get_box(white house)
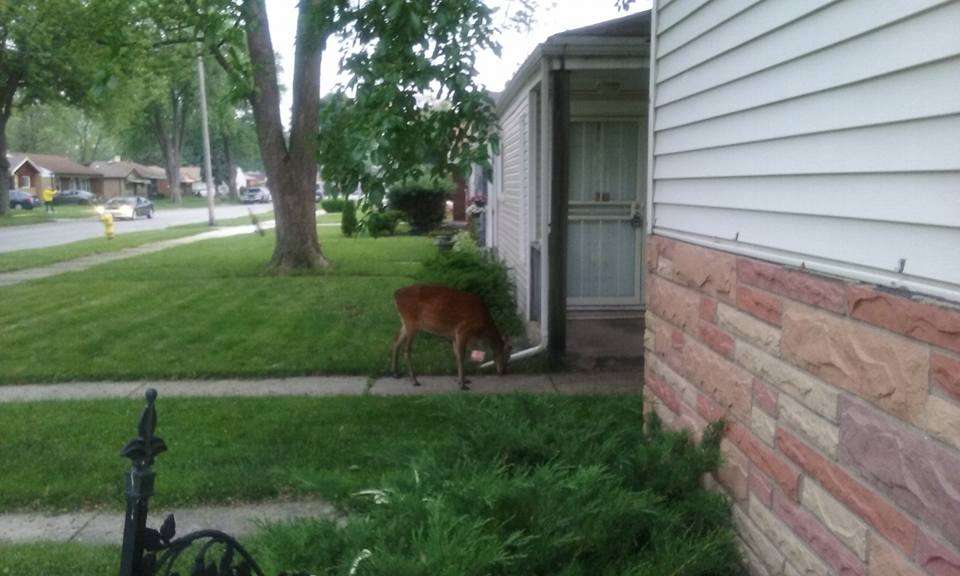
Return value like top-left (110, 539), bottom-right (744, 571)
top-left (490, 3), bottom-right (960, 575)
top-left (488, 12), bottom-right (651, 359)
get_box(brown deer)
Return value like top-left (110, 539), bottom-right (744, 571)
top-left (392, 284), bottom-right (511, 390)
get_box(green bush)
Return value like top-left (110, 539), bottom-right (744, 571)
top-left (365, 210), bottom-right (403, 238)
top-left (321, 198), bottom-right (346, 213)
top-left (249, 395), bottom-right (739, 576)
top-left (387, 177), bottom-right (452, 234)
top-left (341, 200), bottom-right (358, 237)
top-left (417, 248), bottom-right (524, 337)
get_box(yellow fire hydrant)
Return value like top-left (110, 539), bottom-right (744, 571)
top-left (100, 212), bottom-right (115, 240)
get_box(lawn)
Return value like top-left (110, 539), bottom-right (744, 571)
top-left (0, 224), bottom-right (457, 383)
top-left (0, 205), bottom-right (97, 226)
top-left (0, 212), bottom-right (274, 274)
top-left (0, 395), bottom-right (740, 576)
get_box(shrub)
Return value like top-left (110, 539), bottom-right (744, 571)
top-left (387, 177), bottom-right (452, 234)
top-left (417, 248), bottom-right (524, 337)
top-left (249, 396), bottom-right (739, 576)
top-left (321, 198), bottom-right (346, 213)
top-left (452, 230), bottom-right (481, 255)
top-left (365, 210), bottom-right (403, 238)
top-left (341, 200), bottom-right (358, 237)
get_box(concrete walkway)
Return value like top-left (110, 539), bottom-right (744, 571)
top-left (0, 220), bottom-right (277, 288)
top-left (0, 372), bottom-right (641, 404)
top-left (0, 372), bottom-right (639, 545)
top-left (0, 500), bottom-right (338, 545)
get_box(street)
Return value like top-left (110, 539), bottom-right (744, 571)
top-left (0, 204), bottom-right (273, 253)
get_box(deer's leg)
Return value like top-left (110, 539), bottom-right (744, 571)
top-left (391, 326), bottom-right (406, 378)
top-left (404, 331), bottom-right (420, 386)
top-left (454, 332), bottom-right (470, 391)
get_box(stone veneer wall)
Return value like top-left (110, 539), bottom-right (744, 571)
top-left (642, 235), bottom-right (960, 576)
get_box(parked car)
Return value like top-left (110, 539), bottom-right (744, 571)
top-left (315, 186), bottom-right (324, 202)
top-left (98, 196), bottom-right (155, 220)
top-left (242, 187), bottom-right (271, 204)
top-left (9, 190), bottom-right (41, 210)
top-left (54, 189), bottom-right (96, 205)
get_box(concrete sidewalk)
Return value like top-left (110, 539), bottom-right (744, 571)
top-left (0, 372), bottom-right (641, 404)
top-left (0, 500), bottom-right (338, 546)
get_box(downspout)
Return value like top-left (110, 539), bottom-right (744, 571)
top-left (482, 53), bottom-right (566, 369)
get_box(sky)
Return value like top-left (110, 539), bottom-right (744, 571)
top-left (266, 0), bottom-right (652, 126)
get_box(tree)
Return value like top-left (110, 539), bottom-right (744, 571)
top-left (144, 48), bottom-right (197, 204)
top-left (143, 0), bottom-right (500, 272)
top-left (0, 0), bottom-right (136, 215)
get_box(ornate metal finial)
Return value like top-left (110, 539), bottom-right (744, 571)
top-left (120, 388), bottom-right (168, 468)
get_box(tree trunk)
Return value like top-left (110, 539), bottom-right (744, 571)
top-left (240, 0), bottom-right (327, 272)
top-left (153, 103), bottom-right (183, 203)
top-left (164, 143), bottom-right (182, 203)
top-left (0, 116), bottom-right (9, 217)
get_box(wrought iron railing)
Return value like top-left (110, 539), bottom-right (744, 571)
top-left (117, 389), bottom-right (288, 576)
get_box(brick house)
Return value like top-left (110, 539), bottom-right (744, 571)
top-left (89, 159), bottom-right (166, 199)
top-left (488, 2), bottom-right (960, 575)
top-left (8, 152), bottom-right (100, 196)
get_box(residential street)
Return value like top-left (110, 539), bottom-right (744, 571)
top-left (0, 204), bottom-right (273, 253)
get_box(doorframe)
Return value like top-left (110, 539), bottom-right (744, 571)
top-left (565, 115), bottom-right (645, 309)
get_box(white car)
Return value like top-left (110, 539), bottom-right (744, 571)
top-left (242, 187), bottom-right (272, 204)
top-left (98, 196), bottom-right (155, 220)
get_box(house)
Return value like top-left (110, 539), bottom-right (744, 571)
top-left (244, 171), bottom-right (267, 189)
top-left (491, 4), bottom-right (960, 575)
top-left (7, 152), bottom-right (101, 196)
top-left (487, 12), bottom-right (649, 357)
top-left (89, 159), bottom-right (166, 199)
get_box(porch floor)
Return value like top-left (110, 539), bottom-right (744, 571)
top-left (565, 315), bottom-right (645, 371)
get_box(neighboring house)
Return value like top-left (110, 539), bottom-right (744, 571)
top-left (180, 166), bottom-right (204, 196)
top-left (244, 171), bottom-right (267, 188)
top-left (487, 12), bottom-right (649, 349)
top-left (640, 3), bottom-right (960, 576)
top-left (7, 152), bottom-right (101, 196)
top-left (89, 159), bottom-right (166, 199)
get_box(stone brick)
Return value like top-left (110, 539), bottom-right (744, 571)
top-left (649, 276), bottom-right (700, 332)
top-left (734, 505), bottom-right (786, 576)
top-left (649, 356), bottom-right (697, 408)
top-left (657, 257), bottom-right (675, 278)
top-left (675, 400), bottom-right (709, 441)
top-left (738, 285), bottom-right (784, 326)
top-left (848, 285), bottom-right (960, 355)
top-left (751, 406), bottom-right (777, 446)
top-left (772, 490), bottom-right (866, 576)
top-left (700, 297), bottom-right (718, 323)
top-left (668, 241), bottom-right (737, 303)
top-left (779, 394), bottom-right (840, 458)
top-left (700, 320), bottom-right (735, 358)
top-left (750, 465), bottom-right (774, 508)
top-left (729, 422), bottom-right (801, 501)
top-left (914, 531), bottom-right (960, 576)
top-left (925, 395), bottom-right (960, 451)
top-left (681, 337), bottom-right (753, 420)
top-left (801, 480), bottom-right (869, 561)
top-left (646, 235), bottom-right (660, 272)
top-left (718, 303), bottom-right (782, 356)
top-left (869, 534), bottom-right (925, 576)
top-left (754, 378), bottom-right (779, 417)
top-left (738, 537), bottom-right (774, 576)
top-left (718, 439), bottom-right (750, 502)
top-left (736, 341), bottom-right (838, 421)
top-left (749, 494), bottom-right (831, 576)
top-left (738, 258), bottom-right (846, 314)
top-left (840, 399), bottom-right (960, 548)
top-left (651, 396), bottom-right (677, 426)
top-left (643, 326), bottom-right (655, 353)
top-left (645, 368), bottom-right (682, 416)
top-left (782, 303), bottom-right (928, 424)
top-left (932, 353), bottom-right (960, 403)
top-left (777, 428), bottom-right (917, 554)
top-left (697, 392), bottom-right (726, 423)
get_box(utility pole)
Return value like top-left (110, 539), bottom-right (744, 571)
top-left (197, 55), bottom-right (216, 226)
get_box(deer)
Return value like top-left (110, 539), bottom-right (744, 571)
top-left (392, 284), bottom-right (512, 390)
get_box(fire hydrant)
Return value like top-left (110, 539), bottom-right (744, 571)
top-left (100, 212), bottom-right (115, 240)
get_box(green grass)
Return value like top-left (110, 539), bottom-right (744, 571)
top-left (0, 395), bottom-right (740, 576)
top-left (0, 225), bottom-right (460, 383)
top-left (0, 211), bottom-right (275, 275)
top-left (0, 205), bottom-right (97, 226)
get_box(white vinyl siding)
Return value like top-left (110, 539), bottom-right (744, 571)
top-left (496, 95), bottom-right (530, 314)
top-left (648, 0), bottom-right (960, 297)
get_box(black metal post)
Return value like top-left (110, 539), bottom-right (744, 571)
top-left (118, 389), bottom-right (166, 576)
top-left (549, 65), bottom-right (571, 367)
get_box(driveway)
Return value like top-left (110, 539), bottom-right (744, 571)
top-left (0, 204), bottom-right (273, 254)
